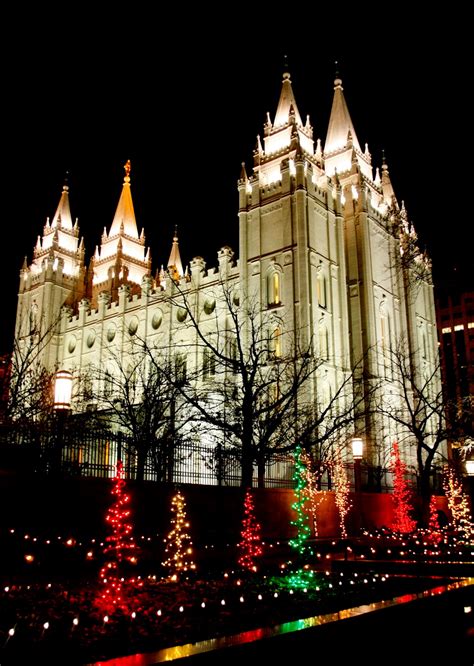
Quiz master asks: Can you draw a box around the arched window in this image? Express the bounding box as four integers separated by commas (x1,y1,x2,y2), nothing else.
317,265,327,309
175,353,187,386
380,299,392,378
273,326,282,358
318,320,328,360
203,349,216,380
103,369,114,398
267,270,281,307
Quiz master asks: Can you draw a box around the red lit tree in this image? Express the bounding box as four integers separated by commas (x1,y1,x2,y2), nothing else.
97,460,137,612
237,489,263,572
390,442,416,533
427,495,442,545
162,490,196,579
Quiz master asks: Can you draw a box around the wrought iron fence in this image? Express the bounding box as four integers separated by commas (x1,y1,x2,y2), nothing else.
0,422,442,492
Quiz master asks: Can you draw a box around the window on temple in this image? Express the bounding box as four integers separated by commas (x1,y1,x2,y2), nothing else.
267,270,281,306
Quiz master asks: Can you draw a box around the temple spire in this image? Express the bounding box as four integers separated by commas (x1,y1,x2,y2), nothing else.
274,61,302,127
168,226,184,280
324,76,361,154
381,153,397,206
92,162,150,290
51,174,73,230
109,160,139,238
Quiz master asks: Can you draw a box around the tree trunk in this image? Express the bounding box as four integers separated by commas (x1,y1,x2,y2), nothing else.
419,467,432,526
241,454,253,488
257,459,265,488
136,447,147,483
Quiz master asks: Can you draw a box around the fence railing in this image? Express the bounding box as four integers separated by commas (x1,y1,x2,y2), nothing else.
0,423,443,492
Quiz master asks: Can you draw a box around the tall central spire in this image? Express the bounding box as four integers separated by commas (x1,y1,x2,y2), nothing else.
92,161,151,290
109,159,139,239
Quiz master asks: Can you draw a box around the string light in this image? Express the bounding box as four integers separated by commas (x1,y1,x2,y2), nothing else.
289,446,313,559
98,460,137,613
300,450,326,537
333,453,352,538
443,466,473,542
162,491,196,578
428,496,442,545
390,443,416,533
237,489,263,572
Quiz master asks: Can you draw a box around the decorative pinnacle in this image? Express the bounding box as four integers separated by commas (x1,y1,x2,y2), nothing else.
124,159,131,182
173,224,178,241
63,170,70,192
283,54,290,80
334,60,342,88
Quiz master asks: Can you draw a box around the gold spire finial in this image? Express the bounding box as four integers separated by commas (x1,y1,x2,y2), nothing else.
124,159,131,182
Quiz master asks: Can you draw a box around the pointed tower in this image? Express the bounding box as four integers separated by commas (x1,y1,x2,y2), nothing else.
167,227,184,281
239,65,349,366
16,178,86,369
92,161,151,300
323,76,372,180
255,64,317,186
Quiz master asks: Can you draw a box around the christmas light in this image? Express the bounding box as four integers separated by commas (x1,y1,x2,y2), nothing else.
98,460,137,613
390,443,416,533
300,450,326,537
162,491,196,578
289,446,313,560
237,489,263,571
443,466,473,543
333,453,352,538
428,496,442,545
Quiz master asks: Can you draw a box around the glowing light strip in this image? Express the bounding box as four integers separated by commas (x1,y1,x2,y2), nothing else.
85,577,474,665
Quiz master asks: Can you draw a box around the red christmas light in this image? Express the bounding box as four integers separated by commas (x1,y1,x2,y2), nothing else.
427,495,442,545
390,443,416,533
97,460,137,612
237,489,263,572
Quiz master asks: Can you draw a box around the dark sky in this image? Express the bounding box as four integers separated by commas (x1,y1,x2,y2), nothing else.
1,10,470,352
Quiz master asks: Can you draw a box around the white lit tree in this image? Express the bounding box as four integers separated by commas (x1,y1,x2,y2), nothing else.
162,490,196,579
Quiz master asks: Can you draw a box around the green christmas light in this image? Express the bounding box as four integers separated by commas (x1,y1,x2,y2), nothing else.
289,446,313,559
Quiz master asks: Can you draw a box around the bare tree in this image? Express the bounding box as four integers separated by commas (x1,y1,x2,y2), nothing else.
374,339,449,513
78,336,186,482
166,282,364,488
297,356,377,489
5,314,60,424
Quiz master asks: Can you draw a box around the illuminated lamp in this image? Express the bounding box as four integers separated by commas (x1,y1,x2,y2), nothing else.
54,370,73,410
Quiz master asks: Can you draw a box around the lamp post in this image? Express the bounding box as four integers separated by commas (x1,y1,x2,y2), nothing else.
351,437,363,493
465,460,474,477
52,370,73,474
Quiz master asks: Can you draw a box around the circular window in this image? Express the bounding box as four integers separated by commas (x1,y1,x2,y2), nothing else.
68,336,76,354
86,331,96,348
151,310,162,330
203,299,216,315
107,326,116,342
128,316,139,336
177,307,187,323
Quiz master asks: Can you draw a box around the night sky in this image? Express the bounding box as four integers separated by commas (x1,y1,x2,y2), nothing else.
1,11,470,352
